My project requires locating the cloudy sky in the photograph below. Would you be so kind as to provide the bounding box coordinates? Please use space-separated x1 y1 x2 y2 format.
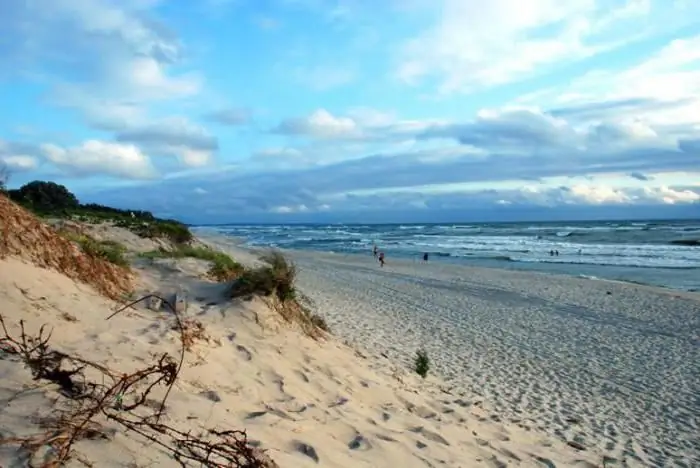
1 0 699 223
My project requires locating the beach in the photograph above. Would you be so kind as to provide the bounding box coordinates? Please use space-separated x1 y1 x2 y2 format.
203 234 700 467
2 198 614 467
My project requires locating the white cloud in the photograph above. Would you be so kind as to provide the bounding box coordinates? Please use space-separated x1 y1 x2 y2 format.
274 108 444 141
397 0 697 94
2 1 201 128
511 183 700 206
115 116 218 167
275 109 361 138
0 140 40 172
522 34 700 130
271 204 309 213
40 140 156 179
1 155 39 171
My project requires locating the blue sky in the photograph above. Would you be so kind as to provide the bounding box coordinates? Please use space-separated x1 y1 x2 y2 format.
1 0 699 223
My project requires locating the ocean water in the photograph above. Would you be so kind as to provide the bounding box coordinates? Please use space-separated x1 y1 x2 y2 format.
193 220 700 292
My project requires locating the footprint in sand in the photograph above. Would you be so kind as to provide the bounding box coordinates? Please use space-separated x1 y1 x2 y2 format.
407 426 450 446
348 433 372 451
235 344 252 361
294 369 310 383
292 441 319 463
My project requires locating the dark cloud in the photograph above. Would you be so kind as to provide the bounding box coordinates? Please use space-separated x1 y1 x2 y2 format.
204 108 252 126
549 98 694 120
419 110 576 150
629 172 653 181
81 101 700 222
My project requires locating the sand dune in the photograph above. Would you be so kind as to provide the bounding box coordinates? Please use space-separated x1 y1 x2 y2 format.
0 211 614 466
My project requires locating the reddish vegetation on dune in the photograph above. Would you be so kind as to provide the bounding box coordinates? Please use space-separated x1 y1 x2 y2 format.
0 195 133 300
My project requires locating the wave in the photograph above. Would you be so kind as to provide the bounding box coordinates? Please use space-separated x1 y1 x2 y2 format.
670 239 700 246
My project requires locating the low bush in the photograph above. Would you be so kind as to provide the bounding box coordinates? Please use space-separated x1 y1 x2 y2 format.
414 349 430 378
140 245 243 282
229 251 296 302
228 251 330 339
65 233 129 268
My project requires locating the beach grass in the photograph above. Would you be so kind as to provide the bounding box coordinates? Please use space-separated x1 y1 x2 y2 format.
229 251 297 301
229 251 330 337
64 233 129 268
140 245 243 281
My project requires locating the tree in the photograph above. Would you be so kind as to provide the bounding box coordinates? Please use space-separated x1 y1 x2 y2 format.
10 180 79 213
0 163 9 192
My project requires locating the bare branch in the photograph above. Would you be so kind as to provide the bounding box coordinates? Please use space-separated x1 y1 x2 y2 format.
0 295 277 467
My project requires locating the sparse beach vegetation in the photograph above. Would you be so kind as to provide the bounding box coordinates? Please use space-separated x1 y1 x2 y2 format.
140 245 244 281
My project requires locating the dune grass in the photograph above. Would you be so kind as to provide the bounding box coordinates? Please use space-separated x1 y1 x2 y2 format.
140 245 243 281
229 251 330 337
63 233 129 268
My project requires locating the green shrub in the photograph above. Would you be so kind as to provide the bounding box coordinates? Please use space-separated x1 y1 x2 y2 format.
229 251 296 302
67 234 129 268
414 349 430 379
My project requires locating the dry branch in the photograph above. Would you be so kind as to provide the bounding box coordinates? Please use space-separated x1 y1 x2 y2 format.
0 294 277 467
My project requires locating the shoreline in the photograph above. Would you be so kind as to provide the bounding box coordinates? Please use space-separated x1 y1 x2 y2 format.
200 232 700 466
194 230 700 297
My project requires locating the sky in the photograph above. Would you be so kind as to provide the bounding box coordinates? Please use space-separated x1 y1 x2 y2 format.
1 0 699 224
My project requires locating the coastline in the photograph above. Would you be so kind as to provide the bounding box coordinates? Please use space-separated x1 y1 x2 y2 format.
190 220 700 293
194 230 700 296
200 232 700 466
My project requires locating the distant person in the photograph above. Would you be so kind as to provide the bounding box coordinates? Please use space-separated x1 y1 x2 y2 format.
550 250 554 256
555 250 559 256
378 251 385 267
578 249 582 255
423 252 429 262
373 245 378 258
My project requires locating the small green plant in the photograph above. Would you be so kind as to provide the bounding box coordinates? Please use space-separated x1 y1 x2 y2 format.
414 348 430 379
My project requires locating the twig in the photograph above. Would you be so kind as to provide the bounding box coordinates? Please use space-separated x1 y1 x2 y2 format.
0 294 276 467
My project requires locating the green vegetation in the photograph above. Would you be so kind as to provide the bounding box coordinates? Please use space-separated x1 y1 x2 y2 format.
140 245 243 281
6 180 192 244
414 349 430 379
228 251 330 336
229 251 297 302
63 233 129 268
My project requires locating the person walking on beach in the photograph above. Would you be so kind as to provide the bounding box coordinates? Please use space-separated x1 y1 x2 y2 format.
423 252 429 262
373 244 378 258
378 251 385 267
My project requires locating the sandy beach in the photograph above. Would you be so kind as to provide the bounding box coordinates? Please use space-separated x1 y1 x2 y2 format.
1 199 614 467
265 246 699 467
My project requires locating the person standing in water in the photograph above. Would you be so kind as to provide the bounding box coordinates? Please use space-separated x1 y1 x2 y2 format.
378 251 385 267
373 245 378 258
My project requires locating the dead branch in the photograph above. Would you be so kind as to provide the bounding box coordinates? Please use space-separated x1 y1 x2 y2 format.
0 294 277 467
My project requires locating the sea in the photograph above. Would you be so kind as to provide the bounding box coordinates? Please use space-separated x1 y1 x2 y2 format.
192 219 700 292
